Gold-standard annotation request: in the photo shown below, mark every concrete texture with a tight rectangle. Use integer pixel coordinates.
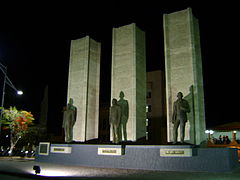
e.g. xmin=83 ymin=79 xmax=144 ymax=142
xmin=163 ymin=8 xmax=206 ymax=145
xmin=111 ymin=23 xmax=146 ymax=141
xmin=68 ymin=36 xmax=101 ymax=141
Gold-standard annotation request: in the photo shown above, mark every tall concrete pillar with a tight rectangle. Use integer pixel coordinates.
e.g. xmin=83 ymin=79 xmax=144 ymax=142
xmin=163 ymin=8 xmax=206 ymax=145
xmin=111 ymin=23 xmax=146 ymax=141
xmin=67 ymin=36 xmax=101 ymax=142
xmin=39 ymin=85 xmax=48 ymax=128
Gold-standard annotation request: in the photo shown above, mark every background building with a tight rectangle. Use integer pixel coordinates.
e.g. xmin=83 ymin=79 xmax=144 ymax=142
xmin=146 ymin=70 xmax=167 ymax=144
xmin=99 ymin=70 xmax=167 ymax=144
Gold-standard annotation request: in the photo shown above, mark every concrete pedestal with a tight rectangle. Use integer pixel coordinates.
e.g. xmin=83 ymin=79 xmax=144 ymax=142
xmin=36 ymin=144 xmax=238 ymax=172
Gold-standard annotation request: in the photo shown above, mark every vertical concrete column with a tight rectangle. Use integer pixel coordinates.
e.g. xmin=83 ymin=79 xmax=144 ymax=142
xmin=68 ymin=36 xmax=101 ymax=142
xmin=111 ymin=23 xmax=146 ymax=141
xmin=163 ymin=8 xmax=206 ymax=145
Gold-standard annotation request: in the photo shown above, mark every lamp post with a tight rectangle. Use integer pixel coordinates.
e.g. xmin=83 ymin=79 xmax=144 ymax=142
xmin=0 ymin=64 xmax=7 ymax=110
xmin=0 ymin=62 xmax=23 ymax=134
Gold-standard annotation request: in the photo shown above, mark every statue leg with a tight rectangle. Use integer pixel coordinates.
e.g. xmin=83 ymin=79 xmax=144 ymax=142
xmin=64 ymin=128 xmax=68 ymax=142
xmin=65 ymin=126 xmax=70 ymax=143
xmin=123 ymin=122 xmax=127 ymax=141
xmin=112 ymin=125 xmax=117 ymax=143
xmin=69 ymin=126 xmax=73 ymax=142
xmin=118 ymin=124 xmax=122 ymax=142
xmin=173 ymin=120 xmax=180 ymax=144
xmin=115 ymin=125 xmax=119 ymax=143
xmin=180 ymin=120 xmax=186 ymax=143
xmin=112 ymin=125 xmax=115 ymax=143
xmin=69 ymin=114 xmax=74 ymax=142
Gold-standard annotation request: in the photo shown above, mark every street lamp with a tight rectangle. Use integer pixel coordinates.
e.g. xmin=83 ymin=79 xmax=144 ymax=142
xmin=17 ymin=90 xmax=23 ymax=95
xmin=0 ymin=62 xmax=23 ymax=134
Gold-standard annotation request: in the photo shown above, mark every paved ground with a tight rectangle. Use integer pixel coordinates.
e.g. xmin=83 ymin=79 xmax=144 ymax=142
xmin=1 ymin=157 xmax=240 ymax=180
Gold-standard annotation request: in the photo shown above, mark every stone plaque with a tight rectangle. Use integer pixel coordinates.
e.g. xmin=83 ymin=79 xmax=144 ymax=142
xmin=160 ymin=148 xmax=192 ymax=157
xmin=38 ymin=142 xmax=50 ymax=155
xmin=98 ymin=147 xmax=124 ymax=156
xmin=50 ymin=147 xmax=72 ymax=154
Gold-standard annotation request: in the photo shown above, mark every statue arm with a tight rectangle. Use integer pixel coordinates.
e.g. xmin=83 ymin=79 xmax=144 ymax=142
xmin=186 ymin=101 xmax=190 ymax=113
xmin=126 ymin=101 xmax=129 ymax=118
xmin=117 ymin=106 xmax=121 ymax=126
xmin=74 ymin=107 xmax=77 ymax=124
xmin=62 ymin=111 xmax=66 ymax=128
xmin=172 ymin=102 xmax=177 ymax=123
xmin=109 ymin=107 xmax=112 ymax=125
xmin=181 ymin=101 xmax=190 ymax=113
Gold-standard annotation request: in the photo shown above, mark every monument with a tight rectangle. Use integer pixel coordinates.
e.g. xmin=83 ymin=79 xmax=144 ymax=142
xmin=163 ymin=8 xmax=206 ymax=145
xmin=36 ymin=9 xmax=239 ymax=173
xmin=111 ymin=23 xmax=146 ymax=141
xmin=67 ymin=36 xmax=101 ymax=142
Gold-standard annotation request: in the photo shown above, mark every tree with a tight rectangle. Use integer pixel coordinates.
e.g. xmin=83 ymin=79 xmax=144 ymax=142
xmin=0 ymin=106 xmax=34 ymax=156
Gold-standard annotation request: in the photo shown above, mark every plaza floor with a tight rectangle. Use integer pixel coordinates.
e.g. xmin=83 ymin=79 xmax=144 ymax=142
xmin=0 ymin=156 xmax=240 ymax=180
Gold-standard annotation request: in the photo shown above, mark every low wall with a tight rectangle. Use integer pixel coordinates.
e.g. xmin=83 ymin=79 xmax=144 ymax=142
xmin=35 ymin=144 xmax=239 ymax=172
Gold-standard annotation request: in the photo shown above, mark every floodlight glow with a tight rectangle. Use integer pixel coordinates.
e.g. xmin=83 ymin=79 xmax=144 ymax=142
xmin=38 ymin=169 xmax=72 ymax=177
xmin=233 ymin=131 xmax=237 ymax=133
xmin=25 ymin=166 xmax=93 ymax=177
xmin=209 ymin=130 xmax=214 ymax=134
xmin=17 ymin=90 xmax=23 ymax=95
xmin=205 ymin=130 xmax=214 ymax=134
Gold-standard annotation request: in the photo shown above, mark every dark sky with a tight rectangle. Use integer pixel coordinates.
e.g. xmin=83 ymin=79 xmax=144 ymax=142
xmin=0 ymin=1 xmax=239 ymax=133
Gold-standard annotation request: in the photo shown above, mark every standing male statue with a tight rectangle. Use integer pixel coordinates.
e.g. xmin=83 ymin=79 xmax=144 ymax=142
xmin=118 ymin=91 xmax=129 ymax=142
xmin=172 ymin=92 xmax=190 ymax=144
xmin=62 ymin=98 xmax=77 ymax=143
xmin=109 ymin=98 xmax=121 ymax=143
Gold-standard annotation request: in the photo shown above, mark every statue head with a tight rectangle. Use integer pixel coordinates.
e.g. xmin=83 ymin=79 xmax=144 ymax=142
xmin=112 ymin=98 xmax=118 ymax=105
xmin=119 ymin=91 xmax=125 ymax=99
xmin=69 ymin=98 xmax=74 ymax=105
xmin=177 ymin=92 xmax=183 ymax=99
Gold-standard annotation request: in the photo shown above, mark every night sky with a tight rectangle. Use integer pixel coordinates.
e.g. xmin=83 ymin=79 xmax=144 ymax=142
xmin=0 ymin=2 xmax=239 ymax=134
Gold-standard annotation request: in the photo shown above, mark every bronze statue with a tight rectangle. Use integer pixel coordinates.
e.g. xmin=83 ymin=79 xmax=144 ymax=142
xmin=117 ymin=91 xmax=129 ymax=142
xmin=172 ymin=92 xmax=190 ymax=144
xmin=62 ymin=98 xmax=77 ymax=143
xmin=109 ymin=98 xmax=121 ymax=143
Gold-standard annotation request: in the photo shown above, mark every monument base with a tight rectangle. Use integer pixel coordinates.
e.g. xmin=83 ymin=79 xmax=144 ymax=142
xmin=35 ymin=144 xmax=238 ymax=172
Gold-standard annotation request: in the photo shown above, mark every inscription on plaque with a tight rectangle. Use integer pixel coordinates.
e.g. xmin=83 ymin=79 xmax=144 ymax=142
xmin=98 ymin=148 xmax=123 ymax=156
xmin=160 ymin=148 xmax=192 ymax=157
xmin=50 ymin=147 xmax=72 ymax=154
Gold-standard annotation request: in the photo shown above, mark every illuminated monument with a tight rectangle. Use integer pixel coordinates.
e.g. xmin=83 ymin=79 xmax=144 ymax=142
xmin=163 ymin=8 xmax=206 ymax=145
xmin=67 ymin=36 xmax=101 ymax=141
xmin=111 ymin=23 xmax=146 ymax=141
xmin=36 ymin=9 xmax=238 ymax=173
